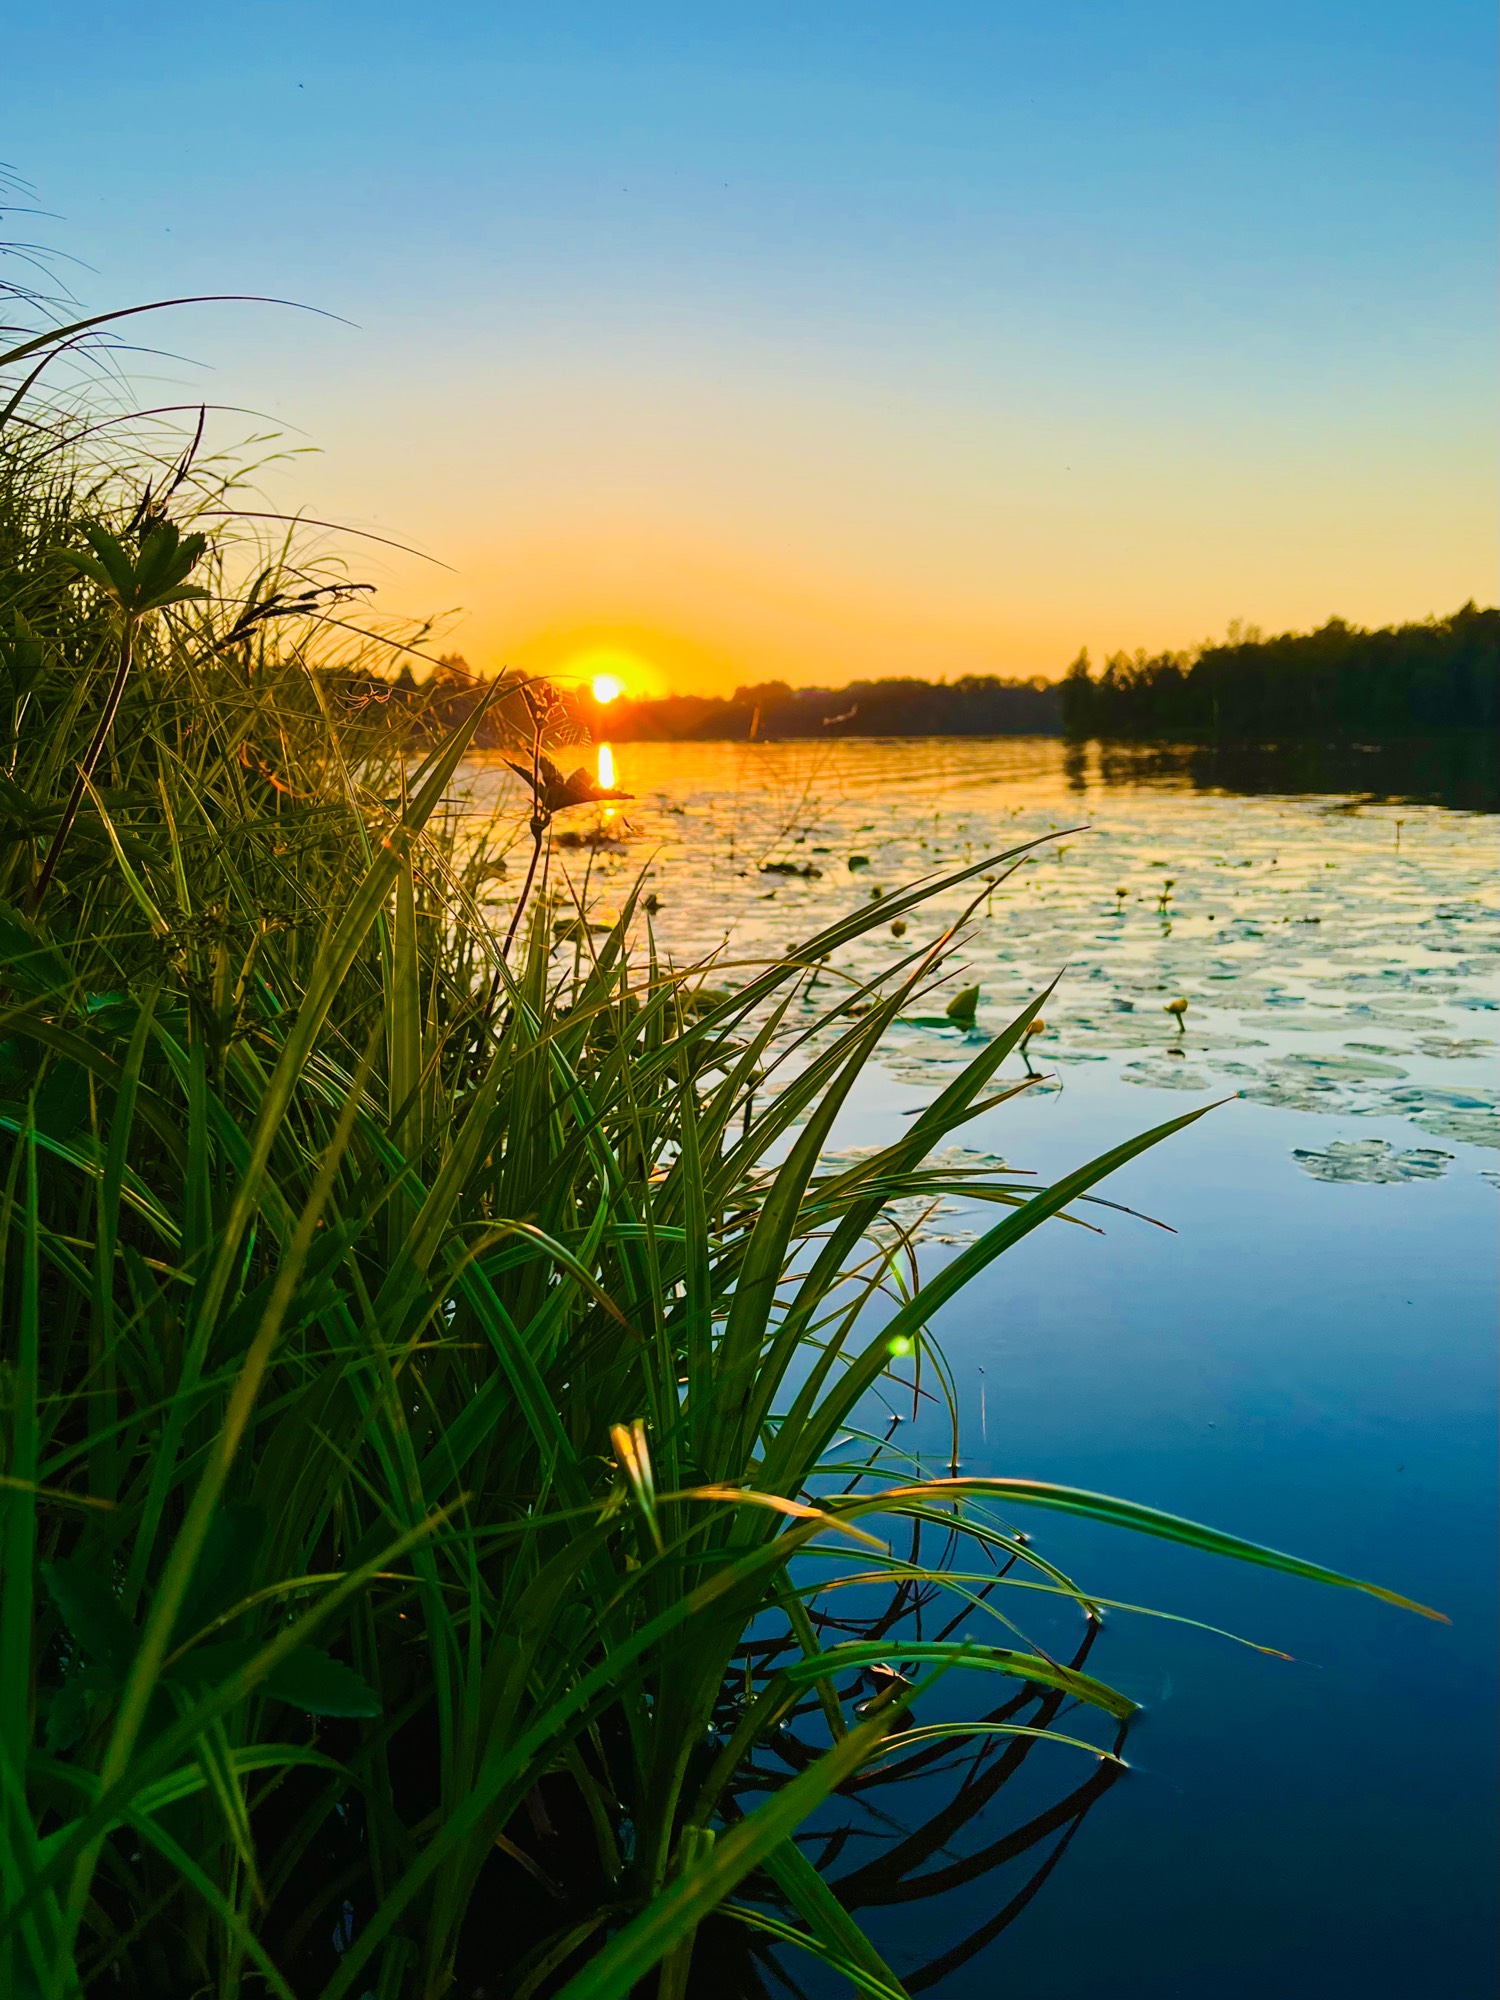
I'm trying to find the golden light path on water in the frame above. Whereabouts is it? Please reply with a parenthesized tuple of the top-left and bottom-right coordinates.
(459, 738, 1499, 1179)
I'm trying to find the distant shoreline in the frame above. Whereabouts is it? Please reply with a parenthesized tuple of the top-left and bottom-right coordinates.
(588, 602, 1496, 744)
(548, 733, 1498, 814)
(365, 604, 1497, 804)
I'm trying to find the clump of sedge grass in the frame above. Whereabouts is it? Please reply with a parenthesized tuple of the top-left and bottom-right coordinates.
(0, 281, 1442, 2000)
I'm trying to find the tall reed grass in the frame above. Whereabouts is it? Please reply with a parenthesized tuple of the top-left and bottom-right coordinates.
(0, 279, 1439, 2000)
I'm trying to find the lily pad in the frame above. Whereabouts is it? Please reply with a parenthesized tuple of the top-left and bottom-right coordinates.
(1273, 1052, 1408, 1081)
(1292, 1140, 1452, 1185)
(1384, 1085, 1500, 1149)
(1121, 1057, 1214, 1091)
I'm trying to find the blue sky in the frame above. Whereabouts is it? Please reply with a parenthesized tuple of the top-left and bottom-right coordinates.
(7, 2, 1495, 691)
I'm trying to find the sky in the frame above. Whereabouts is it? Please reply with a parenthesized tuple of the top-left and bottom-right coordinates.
(6, 2, 1496, 697)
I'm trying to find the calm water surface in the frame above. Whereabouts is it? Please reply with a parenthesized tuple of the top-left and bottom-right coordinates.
(466, 740, 1497, 1997)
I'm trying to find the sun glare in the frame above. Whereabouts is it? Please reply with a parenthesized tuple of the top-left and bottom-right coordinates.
(592, 673, 626, 704)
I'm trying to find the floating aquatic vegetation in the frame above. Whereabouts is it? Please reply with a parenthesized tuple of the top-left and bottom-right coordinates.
(1244, 1008, 1382, 1034)
(459, 738, 1497, 1168)
(554, 822, 629, 849)
(1292, 1140, 1453, 1185)
(1122, 1056, 1214, 1091)
(1275, 1051, 1408, 1080)
(1382, 1086, 1500, 1149)
(880, 1046, 980, 1086)
(1237, 1049, 1409, 1111)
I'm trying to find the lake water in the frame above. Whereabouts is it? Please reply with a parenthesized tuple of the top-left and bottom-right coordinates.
(465, 739, 1498, 1997)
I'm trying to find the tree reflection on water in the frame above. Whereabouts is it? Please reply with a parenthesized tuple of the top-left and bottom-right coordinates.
(1064, 734, 1498, 813)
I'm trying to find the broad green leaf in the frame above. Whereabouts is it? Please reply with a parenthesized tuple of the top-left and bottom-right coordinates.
(41, 1562, 137, 1684)
(158, 1633, 380, 1720)
(262, 1648, 381, 1719)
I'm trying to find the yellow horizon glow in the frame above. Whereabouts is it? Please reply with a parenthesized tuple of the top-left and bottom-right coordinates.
(285, 410, 1494, 704)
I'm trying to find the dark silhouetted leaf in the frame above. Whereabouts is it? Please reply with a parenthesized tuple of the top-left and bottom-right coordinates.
(264, 1648, 381, 1718)
(42, 1559, 137, 1684)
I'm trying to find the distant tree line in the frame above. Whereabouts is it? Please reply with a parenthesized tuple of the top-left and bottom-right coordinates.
(334, 603, 1497, 749)
(1060, 602, 1497, 741)
(593, 675, 1062, 740)
(332, 663, 1064, 745)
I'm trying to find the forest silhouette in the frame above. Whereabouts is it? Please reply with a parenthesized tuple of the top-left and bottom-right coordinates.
(388, 602, 1496, 747)
(1059, 602, 1496, 741)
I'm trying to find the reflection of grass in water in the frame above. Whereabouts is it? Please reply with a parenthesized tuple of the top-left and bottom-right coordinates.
(695, 1602, 1128, 1995)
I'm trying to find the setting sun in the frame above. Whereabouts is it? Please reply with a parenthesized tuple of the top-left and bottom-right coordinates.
(557, 643, 669, 700)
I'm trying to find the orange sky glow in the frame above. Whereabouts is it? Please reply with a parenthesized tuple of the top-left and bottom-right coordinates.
(269, 338, 1493, 704)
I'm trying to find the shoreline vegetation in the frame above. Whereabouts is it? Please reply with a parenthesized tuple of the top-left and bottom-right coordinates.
(404, 604, 1498, 750)
(0, 280, 1445, 2000)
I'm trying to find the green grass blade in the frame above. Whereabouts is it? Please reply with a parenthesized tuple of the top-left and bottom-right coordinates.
(552, 1696, 911, 2000)
(854, 1479, 1446, 1620)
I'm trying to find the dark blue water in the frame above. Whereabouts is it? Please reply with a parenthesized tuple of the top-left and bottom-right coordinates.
(835, 1072, 1497, 1998)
